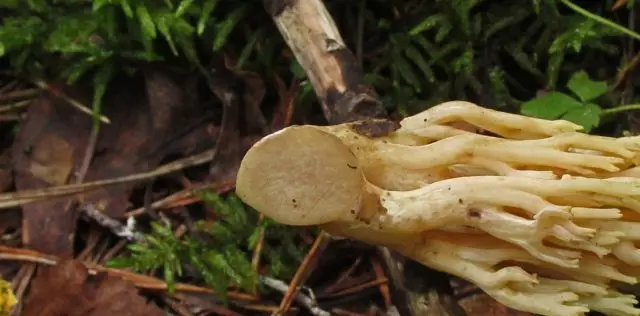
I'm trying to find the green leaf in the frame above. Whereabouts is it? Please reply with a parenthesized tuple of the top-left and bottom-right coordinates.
(393, 54, 421, 92)
(452, 49, 474, 74)
(119, 0, 134, 18)
(136, 4, 157, 41)
(93, 0, 110, 12)
(63, 59, 97, 84)
(150, 222, 173, 237)
(43, 13, 101, 55)
(155, 14, 179, 55)
(546, 51, 564, 89)
(561, 103, 602, 133)
(506, 46, 544, 78)
(566, 71, 608, 102)
(290, 60, 307, 79)
(404, 45, 435, 83)
(128, 243, 150, 253)
(236, 27, 265, 69)
(213, 6, 246, 51)
(176, 0, 195, 17)
(164, 262, 176, 292)
(92, 64, 113, 128)
(488, 67, 509, 108)
(409, 14, 446, 36)
(0, 0, 19, 8)
(105, 257, 136, 268)
(435, 22, 452, 43)
(198, 0, 219, 35)
(520, 91, 583, 119)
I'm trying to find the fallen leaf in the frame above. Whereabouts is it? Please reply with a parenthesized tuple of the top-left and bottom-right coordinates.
(12, 68, 215, 257)
(206, 56, 267, 184)
(22, 260, 164, 316)
(27, 133, 73, 185)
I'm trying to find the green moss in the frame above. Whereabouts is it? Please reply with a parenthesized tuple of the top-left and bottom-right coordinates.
(107, 191, 307, 298)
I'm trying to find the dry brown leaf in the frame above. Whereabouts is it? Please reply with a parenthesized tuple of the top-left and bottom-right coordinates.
(22, 260, 164, 316)
(27, 133, 73, 186)
(11, 68, 214, 257)
(206, 56, 267, 184)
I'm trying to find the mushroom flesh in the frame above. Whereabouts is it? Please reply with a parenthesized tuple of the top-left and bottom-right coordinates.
(236, 101, 640, 316)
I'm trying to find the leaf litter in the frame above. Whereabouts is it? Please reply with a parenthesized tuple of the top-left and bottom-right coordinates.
(10, 67, 216, 257)
(22, 260, 164, 316)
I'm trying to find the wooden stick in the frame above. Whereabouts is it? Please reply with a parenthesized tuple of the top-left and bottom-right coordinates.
(262, 0, 386, 124)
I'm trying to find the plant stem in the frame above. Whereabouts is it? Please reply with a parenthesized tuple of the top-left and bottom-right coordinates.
(559, 0, 640, 41)
(601, 104, 640, 115)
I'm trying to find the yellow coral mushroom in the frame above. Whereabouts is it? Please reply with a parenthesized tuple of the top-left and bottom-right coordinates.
(236, 101, 640, 316)
(0, 277, 16, 316)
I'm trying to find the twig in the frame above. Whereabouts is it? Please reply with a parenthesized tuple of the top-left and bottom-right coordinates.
(0, 114, 22, 122)
(123, 180, 235, 218)
(65, 110, 103, 260)
(276, 231, 330, 314)
(0, 88, 39, 102)
(75, 122, 100, 183)
(1, 245, 328, 315)
(0, 100, 30, 114)
(76, 230, 103, 261)
(370, 256, 392, 308)
(263, 0, 386, 124)
(611, 52, 640, 92)
(162, 296, 192, 316)
(323, 278, 388, 298)
(261, 276, 331, 316)
(10, 263, 36, 316)
(78, 203, 145, 242)
(601, 103, 640, 115)
(0, 80, 19, 95)
(559, 0, 640, 40)
(0, 148, 218, 209)
(31, 79, 111, 124)
(0, 245, 255, 300)
(320, 256, 363, 295)
(99, 239, 128, 263)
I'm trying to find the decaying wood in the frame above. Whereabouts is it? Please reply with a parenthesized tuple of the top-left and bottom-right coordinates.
(262, 0, 462, 315)
(262, 0, 386, 124)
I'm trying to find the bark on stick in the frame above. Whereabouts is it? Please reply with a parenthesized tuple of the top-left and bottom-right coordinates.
(263, 0, 386, 124)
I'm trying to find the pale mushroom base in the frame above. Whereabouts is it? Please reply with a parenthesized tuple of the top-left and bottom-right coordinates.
(236, 101, 640, 316)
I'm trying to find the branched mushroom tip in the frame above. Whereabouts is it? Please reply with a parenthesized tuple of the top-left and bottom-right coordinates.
(236, 100, 640, 316)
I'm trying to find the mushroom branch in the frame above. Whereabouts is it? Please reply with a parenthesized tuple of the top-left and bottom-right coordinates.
(236, 101, 640, 316)
(262, 1, 448, 313)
